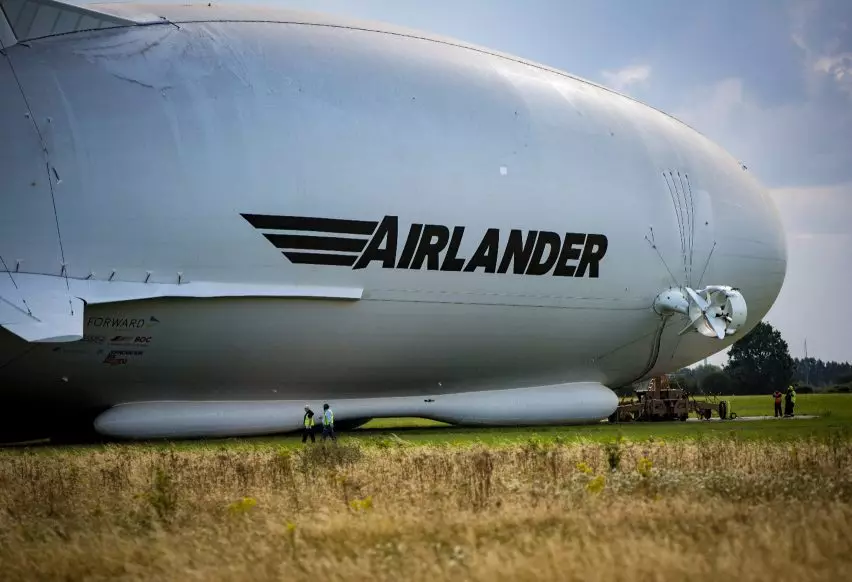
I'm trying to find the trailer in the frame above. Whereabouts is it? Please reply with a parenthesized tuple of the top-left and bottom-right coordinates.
(608, 375, 734, 423)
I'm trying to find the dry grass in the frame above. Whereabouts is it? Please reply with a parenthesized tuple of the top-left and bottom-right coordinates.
(2, 435, 851, 581)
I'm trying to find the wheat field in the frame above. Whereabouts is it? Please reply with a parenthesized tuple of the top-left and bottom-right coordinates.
(2, 434, 851, 581)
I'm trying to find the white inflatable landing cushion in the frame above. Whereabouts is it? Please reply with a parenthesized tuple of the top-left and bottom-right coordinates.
(94, 382, 620, 439)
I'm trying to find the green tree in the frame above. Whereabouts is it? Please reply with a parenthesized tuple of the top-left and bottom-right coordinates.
(701, 371, 733, 395)
(724, 321, 794, 394)
(672, 368, 697, 392)
(691, 363, 722, 392)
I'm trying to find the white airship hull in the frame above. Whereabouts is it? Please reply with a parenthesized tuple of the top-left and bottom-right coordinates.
(0, 2, 786, 440)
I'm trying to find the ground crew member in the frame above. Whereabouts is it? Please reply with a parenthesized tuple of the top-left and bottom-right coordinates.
(322, 403, 336, 441)
(302, 405, 316, 443)
(784, 384, 797, 417)
(773, 389, 783, 417)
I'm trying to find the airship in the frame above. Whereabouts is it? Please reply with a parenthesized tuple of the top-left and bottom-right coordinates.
(0, 1, 786, 441)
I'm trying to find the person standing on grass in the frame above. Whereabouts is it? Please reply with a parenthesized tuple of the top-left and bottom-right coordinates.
(322, 403, 336, 441)
(784, 384, 797, 417)
(302, 405, 316, 443)
(773, 389, 783, 418)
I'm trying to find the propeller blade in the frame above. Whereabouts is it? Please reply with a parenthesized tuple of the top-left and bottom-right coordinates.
(707, 314, 726, 339)
(685, 287, 708, 311)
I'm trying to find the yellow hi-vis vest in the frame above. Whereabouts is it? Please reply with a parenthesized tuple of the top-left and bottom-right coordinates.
(323, 409, 334, 426)
(304, 413, 314, 428)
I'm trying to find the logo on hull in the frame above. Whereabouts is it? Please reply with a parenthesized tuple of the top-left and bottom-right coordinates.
(241, 214, 608, 278)
(87, 316, 160, 330)
(102, 350, 144, 366)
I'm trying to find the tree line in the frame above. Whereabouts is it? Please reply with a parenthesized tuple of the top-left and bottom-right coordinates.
(674, 321, 851, 395)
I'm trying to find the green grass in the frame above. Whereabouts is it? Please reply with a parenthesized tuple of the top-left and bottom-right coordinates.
(6, 394, 850, 455)
(360, 417, 449, 429)
(351, 394, 852, 445)
(361, 394, 852, 430)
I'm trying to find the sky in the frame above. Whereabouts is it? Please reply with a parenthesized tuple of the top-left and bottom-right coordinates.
(82, 0, 852, 365)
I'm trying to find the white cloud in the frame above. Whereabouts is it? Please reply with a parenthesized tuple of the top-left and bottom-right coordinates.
(762, 231, 852, 364)
(813, 52, 852, 96)
(600, 64, 651, 92)
(788, 0, 852, 99)
(771, 182, 852, 236)
(671, 76, 852, 188)
(693, 184, 852, 366)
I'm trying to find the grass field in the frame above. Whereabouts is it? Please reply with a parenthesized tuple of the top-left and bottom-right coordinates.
(350, 394, 852, 445)
(92, 393, 844, 451)
(1, 394, 850, 581)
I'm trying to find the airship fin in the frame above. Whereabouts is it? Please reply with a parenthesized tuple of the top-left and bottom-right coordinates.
(1, 275, 84, 342)
(1, 272, 363, 343)
(0, 0, 141, 47)
(70, 278, 364, 304)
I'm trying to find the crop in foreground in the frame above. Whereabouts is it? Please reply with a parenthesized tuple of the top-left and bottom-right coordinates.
(1, 435, 851, 581)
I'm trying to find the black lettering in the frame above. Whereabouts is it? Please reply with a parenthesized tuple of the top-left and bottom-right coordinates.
(553, 233, 587, 277)
(525, 231, 561, 275)
(575, 234, 608, 278)
(353, 216, 398, 269)
(440, 226, 467, 272)
(463, 229, 500, 273)
(396, 223, 423, 269)
(410, 225, 450, 270)
(497, 230, 538, 274)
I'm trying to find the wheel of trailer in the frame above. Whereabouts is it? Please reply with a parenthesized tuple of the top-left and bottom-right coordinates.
(718, 401, 728, 420)
(608, 411, 618, 423)
(679, 413, 688, 421)
(703, 408, 712, 420)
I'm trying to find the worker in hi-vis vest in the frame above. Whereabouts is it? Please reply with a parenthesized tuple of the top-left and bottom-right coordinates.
(322, 403, 336, 441)
(302, 405, 316, 443)
(784, 385, 797, 417)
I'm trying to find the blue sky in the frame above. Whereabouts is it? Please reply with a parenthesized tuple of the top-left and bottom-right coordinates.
(84, 0, 851, 364)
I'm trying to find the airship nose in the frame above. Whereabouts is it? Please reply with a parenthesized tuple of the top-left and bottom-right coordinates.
(655, 167, 787, 369)
(714, 173, 788, 329)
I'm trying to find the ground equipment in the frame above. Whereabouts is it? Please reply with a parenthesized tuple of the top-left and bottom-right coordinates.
(608, 375, 734, 422)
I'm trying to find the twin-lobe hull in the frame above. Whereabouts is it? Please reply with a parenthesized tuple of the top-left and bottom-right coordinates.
(0, 3, 786, 439)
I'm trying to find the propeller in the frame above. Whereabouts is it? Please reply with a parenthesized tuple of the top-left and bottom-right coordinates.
(647, 171, 748, 342)
(655, 285, 747, 340)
